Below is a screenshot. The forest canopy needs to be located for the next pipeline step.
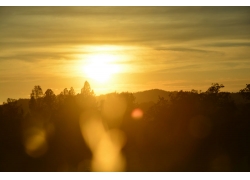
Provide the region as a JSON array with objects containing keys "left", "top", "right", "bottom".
[{"left": 0, "top": 82, "right": 250, "bottom": 172}]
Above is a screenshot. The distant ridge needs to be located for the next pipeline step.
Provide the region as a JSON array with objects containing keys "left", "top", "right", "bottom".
[
  {"left": 133, "top": 89, "right": 172, "bottom": 103},
  {"left": 2, "top": 90, "right": 247, "bottom": 116}
]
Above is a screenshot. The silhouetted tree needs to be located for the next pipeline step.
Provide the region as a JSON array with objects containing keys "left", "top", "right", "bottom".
[
  {"left": 29, "top": 85, "right": 44, "bottom": 112},
  {"left": 202, "top": 83, "right": 234, "bottom": 110},
  {"left": 63, "top": 88, "right": 69, "bottom": 95},
  {"left": 69, "top": 87, "right": 75, "bottom": 96},
  {"left": 2, "top": 82, "right": 250, "bottom": 172},
  {"left": 44, "top": 89, "right": 56, "bottom": 108},
  {"left": 75, "top": 81, "right": 96, "bottom": 110},
  {"left": 206, "top": 83, "right": 224, "bottom": 94},
  {"left": 239, "top": 84, "right": 250, "bottom": 101},
  {"left": 81, "top": 81, "right": 94, "bottom": 97},
  {"left": 30, "top": 85, "right": 43, "bottom": 99}
]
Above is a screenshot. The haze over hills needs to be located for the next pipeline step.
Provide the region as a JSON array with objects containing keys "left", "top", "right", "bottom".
[
  {"left": 3, "top": 89, "right": 173, "bottom": 115},
  {"left": 134, "top": 88, "right": 247, "bottom": 105},
  {"left": 1, "top": 6, "right": 250, "bottom": 172},
  {"left": 2, "top": 88, "right": 247, "bottom": 116},
  {"left": 1, "top": 82, "right": 250, "bottom": 171},
  {"left": 133, "top": 89, "right": 172, "bottom": 103}
]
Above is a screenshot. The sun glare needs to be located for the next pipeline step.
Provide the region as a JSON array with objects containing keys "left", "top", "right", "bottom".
[{"left": 83, "top": 54, "right": 121, "bottom": 83}]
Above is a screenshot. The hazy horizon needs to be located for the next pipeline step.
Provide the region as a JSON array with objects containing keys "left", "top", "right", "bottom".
[
  {"left": 1, "top": 6, "right": 250, "bottom": 172},
  {"left": 1, "top": 7, "right": 250, "bottom": 103}
]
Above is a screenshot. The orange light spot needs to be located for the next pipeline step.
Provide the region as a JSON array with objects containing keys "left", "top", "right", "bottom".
[{"left": 131, "top": 108, "right": 143, "bottom": 120}]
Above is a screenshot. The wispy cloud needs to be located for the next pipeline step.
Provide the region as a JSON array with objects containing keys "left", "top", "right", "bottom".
[
  {"left": 155, "top": 47, "right": 222, "bottom": 54},
  {"left": 202, "top": 42, "right": 250, "bottom": 47},
  {"left": 1, "top": 7, "right": 250, "bottom": 102}
]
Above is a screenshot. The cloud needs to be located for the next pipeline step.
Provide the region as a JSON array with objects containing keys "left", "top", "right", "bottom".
[
  {"left": 202, "top": 42, "right": 250, "bottom": 47},
  {"left": 155, "top": 47, "right": 222, "bottom": 54},
  {"left": 1, "top": 7, "right": 249, "bottom": 48},
  {"left": 1, "top": 7, "right": 250, "bottom": 102},
  {"left": 0, "top": 51, "right": 87, "bottom": 62}
]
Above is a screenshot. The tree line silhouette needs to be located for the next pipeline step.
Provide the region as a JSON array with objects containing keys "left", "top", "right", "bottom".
[{"left": 0, "top": 82, "right": 249, "bottom": 171}]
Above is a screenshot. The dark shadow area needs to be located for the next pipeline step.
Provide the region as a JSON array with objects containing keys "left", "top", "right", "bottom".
[{"left": 0, "top": 82, "right": 250, "bottom": 172}]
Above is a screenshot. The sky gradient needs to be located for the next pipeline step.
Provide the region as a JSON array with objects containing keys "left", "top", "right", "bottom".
[{"left": 0, "top": 7, "right": 250, "bottom": 103}]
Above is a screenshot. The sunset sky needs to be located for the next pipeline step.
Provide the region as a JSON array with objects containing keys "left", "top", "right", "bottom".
[{"left": 1, "top": 6, "right": 250, "bottom": 103}]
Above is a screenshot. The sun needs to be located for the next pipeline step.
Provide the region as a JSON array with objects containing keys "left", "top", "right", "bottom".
[{"left": 83, "top": 54, "right": 121, "bottom": 83}]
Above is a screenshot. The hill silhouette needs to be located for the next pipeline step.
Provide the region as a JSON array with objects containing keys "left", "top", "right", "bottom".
[
  {"left": 8, "top": 89, "right": 247, "bottom": 115},
  {"left": 0, "top": 82, "right": 250, "bottom": 171},
  {"left": 133, "top": 89, "right": 172, "bottom": 103}
]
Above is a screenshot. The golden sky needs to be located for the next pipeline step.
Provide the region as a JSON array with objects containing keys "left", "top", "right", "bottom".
[{"left": 0, "top": 7, "right": 250, "bottom": 102}]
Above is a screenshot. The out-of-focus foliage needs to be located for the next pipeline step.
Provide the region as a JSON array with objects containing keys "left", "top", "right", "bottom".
[
  {"left": 0, "top": 82, "right": 250, "bottom": 171},
  {"left": 132, "top": 83, "right": 248, "bottom": 171},
  {"left": 0, "top": 98, "right": 24, "bottom": 171}
]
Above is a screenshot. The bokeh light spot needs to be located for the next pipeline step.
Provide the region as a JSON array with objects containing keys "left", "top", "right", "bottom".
[
  {"left": 131, "top": 108, "right": 143, "bottom": 120},
  {"left": 24, "top": 128, "right": 48, "bottom": 158},
  {"left": 79, "top": 112, "right": 126, "bottom": 171}
]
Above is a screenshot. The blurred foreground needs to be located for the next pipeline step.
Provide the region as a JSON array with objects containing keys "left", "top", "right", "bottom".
[{"left": 0, "top": 82, "right": 250, "bottom": 171}]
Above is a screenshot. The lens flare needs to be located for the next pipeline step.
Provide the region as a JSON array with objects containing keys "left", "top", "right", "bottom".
[
  {"left": 102, "top": 95, "right": 127, "bottom": 128},
  {"left": 79, "top": 112, "right": 126, "bottom": 171},
  {"left": 131, "top": 108, "right": 143, "bottom": 120},
  {"left": 23, "top": 128, "right": 48, "bottom": 158},
  {"left": 91, "top": 129, "right": 126, "bottom": 172}
]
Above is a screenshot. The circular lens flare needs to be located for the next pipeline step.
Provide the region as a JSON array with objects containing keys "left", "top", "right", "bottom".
[{"left": 131, "top": 108, "right": 143, "bottom": 120}]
